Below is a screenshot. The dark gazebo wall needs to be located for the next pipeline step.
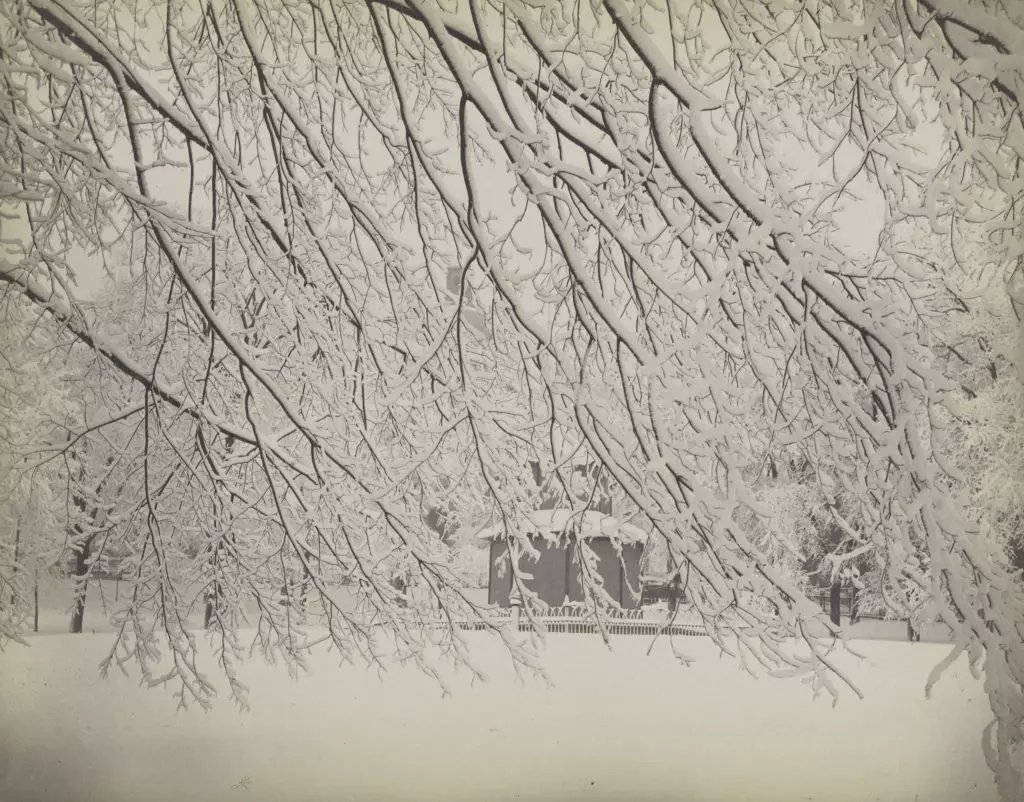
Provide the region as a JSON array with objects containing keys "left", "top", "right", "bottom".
[
  {"left": 582, "top": 538, "right": 622, "bottom": 604},
  {"left": 488, "top": 537, "right": 571, "bottom": 607},
  {"left": 566, "top": 540, "right": 584, "bottom": 603},
  {"left": 488, "top": 534, "right": 646, "bottom": 609},
  {"left": 524, "top": 538, "right": 570, "bottom": 606}
]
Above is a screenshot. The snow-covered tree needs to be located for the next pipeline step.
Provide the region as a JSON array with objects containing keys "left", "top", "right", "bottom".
[
  {"left": 1, "top": 0, "right": 1024, "bottom": 795},
  {"left": 941, "top": 265, "right": 1024, "bottom": 574},
  {"left": 0, "top": 293, "right": 72, "bottom": 641}
]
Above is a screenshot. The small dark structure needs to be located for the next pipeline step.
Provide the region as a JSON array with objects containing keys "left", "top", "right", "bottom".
[
  {"left": 639, "top": 573, "right": 685, "bottom": 609},
  {"left": 482, "top": 511, "right": 647, "bottom": 610}
]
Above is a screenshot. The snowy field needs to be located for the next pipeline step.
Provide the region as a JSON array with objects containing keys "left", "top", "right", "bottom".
[{"left": 0, "top": 616, "right": 1000, "bottom": 802}]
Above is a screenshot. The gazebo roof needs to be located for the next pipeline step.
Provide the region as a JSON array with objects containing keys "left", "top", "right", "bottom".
[{"left": 477, "top": 509, "right": 648, "bottom": 544}]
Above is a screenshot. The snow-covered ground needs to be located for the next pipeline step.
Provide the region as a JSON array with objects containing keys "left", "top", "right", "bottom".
[{"left": 0, "top": 622, "right": 999, "bottom": 802}]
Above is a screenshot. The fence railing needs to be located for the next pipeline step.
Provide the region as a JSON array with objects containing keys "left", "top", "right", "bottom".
[
  {"left": 516, "top": 617, "right": 706, "bottom": 637},
  {"left": 437, "top": 604, "right": 708, "bottom": 638}
]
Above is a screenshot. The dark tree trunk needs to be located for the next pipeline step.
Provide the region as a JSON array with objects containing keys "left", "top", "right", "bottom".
[
  {"left": 33, "top": 571, "right": 38, "bottom": 633},
  {"left": 829, "top": 582, "right": 842, "bottom": 627},
  {"left": 669, "top": 574, "right": 683, "bottom": 614},
  {"left": 203, "top": 581, "right": 220, "bottom": 629},
  {"left": 69, "top": 585, "right": 87, "bottom": 633},
  {"left": 10, "top": 521, "right": 20, "bottom": 608},
  {"left": 65, "top": 451, "right": 116, "bottom": 635},
  {"left": 69, "top": 534, "right": 93, "bottom": 634}
]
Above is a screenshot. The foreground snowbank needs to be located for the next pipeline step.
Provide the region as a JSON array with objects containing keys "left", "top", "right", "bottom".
[{"left": 0, "top": 630, "right": 998, "bottom": 802}]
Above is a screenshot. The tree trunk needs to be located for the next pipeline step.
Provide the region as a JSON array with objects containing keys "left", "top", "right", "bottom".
[
  {"left": 33, "top": 570, "right": 38, "bottom": 633},
  {"left": 10, "top": 521, "right": 21, "bottom": 608},
  {"left": 829, "top": 582, "right": 842, "bottom": 627},
  {"left": 69, "top": 535, "right": 93, "bottom": 634},
  {"left": 204, "top": 581, "right": 220, "bottom": 629},
  {"left": 69, "top": 584, "right": 87, "bottom": 633}
]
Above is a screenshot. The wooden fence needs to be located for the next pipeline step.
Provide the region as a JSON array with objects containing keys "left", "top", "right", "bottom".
[{"left": 447, "top": 604, "right": 707, "bottom": 637}]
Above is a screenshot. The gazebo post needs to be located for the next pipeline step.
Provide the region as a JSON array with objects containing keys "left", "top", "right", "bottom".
[{"left": 509, "top": 586, "right": 522, "bottom": 631}]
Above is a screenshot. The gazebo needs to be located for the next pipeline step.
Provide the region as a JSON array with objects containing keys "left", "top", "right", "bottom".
[{"left": 480, "top": 510, "right": 648, "bottom": 610}]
